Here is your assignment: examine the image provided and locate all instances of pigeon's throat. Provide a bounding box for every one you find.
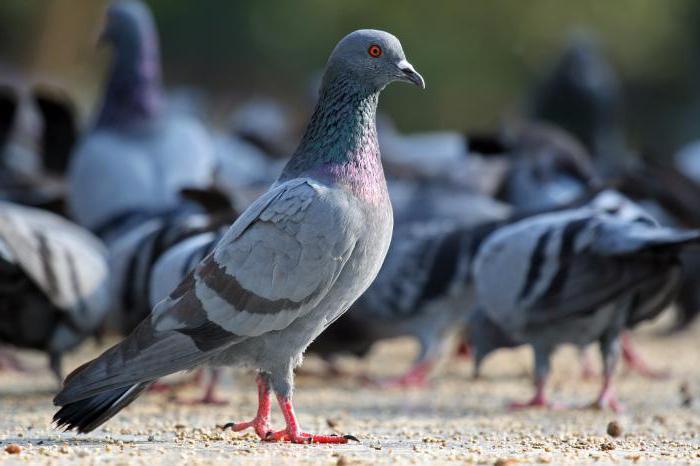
[282,79,386,200]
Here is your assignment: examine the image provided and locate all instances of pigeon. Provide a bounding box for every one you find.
[67,0,217,236]
[529,32,635,177]
[0,84,74,213]
[53,29,424,443]
[470,191,699,411]
[492,121,600,212]
[0,201,110,381]
[308,219,492,386]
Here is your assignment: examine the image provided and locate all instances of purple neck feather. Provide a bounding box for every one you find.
[95,20,163,129]
[280,76,387,203]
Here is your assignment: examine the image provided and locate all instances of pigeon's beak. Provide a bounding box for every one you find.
[397,60,425,89]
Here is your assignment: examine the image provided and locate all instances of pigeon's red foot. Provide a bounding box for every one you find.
[219,374,271,437]
[621,333,669,380]
[264,429,356,444]
[508,397,564,411]
[375,360,433,388]
[587,378,624,413]
[272,394,358,444]
[220,416,271,439]
[588,393,623,413]
[508,381,564,410]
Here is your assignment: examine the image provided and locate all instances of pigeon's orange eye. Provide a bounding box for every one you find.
[368,44,382,58]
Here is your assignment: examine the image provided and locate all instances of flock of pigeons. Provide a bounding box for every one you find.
[1,0,699,444]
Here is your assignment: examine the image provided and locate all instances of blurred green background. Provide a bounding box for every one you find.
[1,0,699,155]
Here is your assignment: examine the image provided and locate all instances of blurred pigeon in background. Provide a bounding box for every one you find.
[67,0,217,238]
[0,202,110,382]
[471,191,700,411]
[530,32,636,178]
[0,84,77,214]
[492,121,601,212]
[53,29,424,443]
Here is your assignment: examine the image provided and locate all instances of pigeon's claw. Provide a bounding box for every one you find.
[219,416,270,439]
[218,373,271,438]
[271,393,358,444]
[264,429,351,444]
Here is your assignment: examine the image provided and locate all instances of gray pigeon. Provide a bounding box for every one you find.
[67,0,217,237]
[471,191,699,411]
[493,121,600,213]
[53,29,424,443]
[0,201,110,381]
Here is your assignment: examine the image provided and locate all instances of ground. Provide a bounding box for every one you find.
[0,318,698,465]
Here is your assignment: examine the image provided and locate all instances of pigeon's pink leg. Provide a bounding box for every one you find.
[589,372,623,413]
[264,394,357,444]
[509,376,563,410]
[175,369,228,405]
[374,360,433,388]
[621,333,669,379]
[219,374,271,438]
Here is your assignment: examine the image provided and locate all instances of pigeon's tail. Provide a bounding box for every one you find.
[53,380,151,433]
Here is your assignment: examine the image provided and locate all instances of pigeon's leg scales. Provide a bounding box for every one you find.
[175,369,228,405]
[264,394,356,444]
[220,374,271,438]
[621,333,669,379]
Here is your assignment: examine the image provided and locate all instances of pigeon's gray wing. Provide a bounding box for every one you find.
[476,210,698,331]
[159,177,362,338]
[0,201,110,331]
[56,178,362,402]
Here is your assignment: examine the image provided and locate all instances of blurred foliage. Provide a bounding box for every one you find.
[1,0,700,153]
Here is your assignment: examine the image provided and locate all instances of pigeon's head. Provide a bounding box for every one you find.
[100,0,156,55]
[324,29,425,92]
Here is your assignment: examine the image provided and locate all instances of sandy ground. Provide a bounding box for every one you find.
[0,318,698,465]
